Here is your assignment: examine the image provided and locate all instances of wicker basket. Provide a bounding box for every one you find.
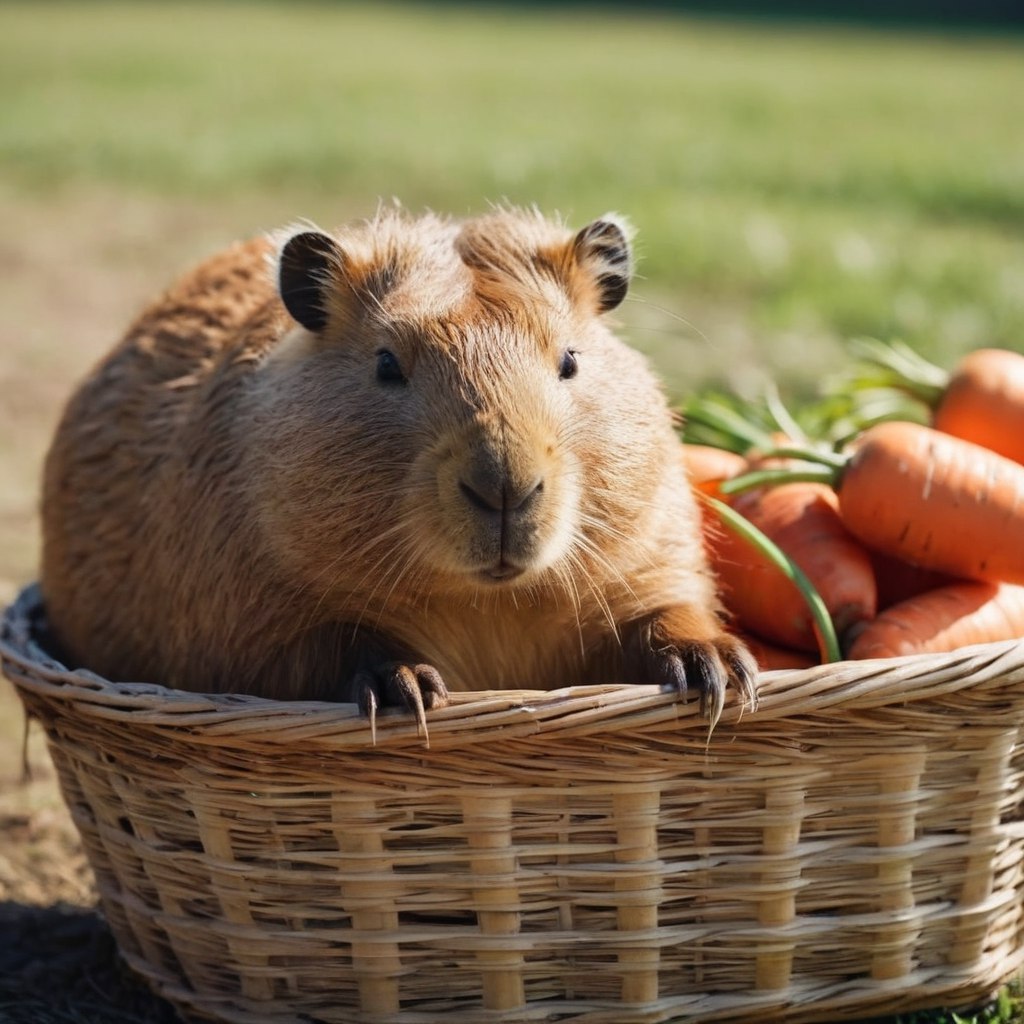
[4,583,1024,1024]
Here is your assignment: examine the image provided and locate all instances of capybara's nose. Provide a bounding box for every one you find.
[458,473,544,516]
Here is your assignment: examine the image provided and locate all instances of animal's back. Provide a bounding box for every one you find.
[41,238,281,686]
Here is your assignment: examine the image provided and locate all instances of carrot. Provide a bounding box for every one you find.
[839,422,1024,583]
[869,549,959,611]
[850,340,1024,464]
[933,348,1024,463]
[705,483,874,654]
[681,444,747,494]
[735,632,817,671]
[709,510,813,649]
[702,495,841,663]
[724,421,1024,586]
[848,581,1024,660]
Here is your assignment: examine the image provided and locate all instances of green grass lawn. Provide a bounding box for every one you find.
[1,3,1023,1022]
[3,0,1023,394]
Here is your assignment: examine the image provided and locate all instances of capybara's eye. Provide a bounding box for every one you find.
[376,349,406,385]
[559,349,579,380]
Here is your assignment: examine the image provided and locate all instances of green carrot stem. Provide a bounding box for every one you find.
[683,401,773,452]
[704,496,842,664]
[754,445,847,470]
[848,338,947,406]
[763,381,808,446]
[719,466,837,496]
[829,404,923,450]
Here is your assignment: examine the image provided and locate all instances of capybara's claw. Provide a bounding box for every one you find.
[353,661,449,743]
[625,613,758,727]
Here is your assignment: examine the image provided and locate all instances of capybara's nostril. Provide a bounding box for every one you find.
[459,478,502,514]
[507,477,544,512]
[460,475,544,515]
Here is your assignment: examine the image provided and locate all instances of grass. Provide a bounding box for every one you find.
[1,2,1023,1022]
[2,0,1024,389]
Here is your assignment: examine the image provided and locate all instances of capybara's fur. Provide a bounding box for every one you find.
[41,207,756,725]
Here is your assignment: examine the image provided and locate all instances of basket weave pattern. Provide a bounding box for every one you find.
[4,583,1024,1024]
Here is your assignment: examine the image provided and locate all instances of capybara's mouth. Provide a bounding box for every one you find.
[475,560,527,584]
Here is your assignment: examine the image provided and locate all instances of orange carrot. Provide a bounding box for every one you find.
[707,482,876,653]
[869,549,959,611]
[848,581,1024,659]
[850,340,1024,464]
[702,494,841,663]
[932,348,1024,464]
[682,444,747,494]
[725,421,1024,586]
[735,632,817,671]
[838,422,1024,584]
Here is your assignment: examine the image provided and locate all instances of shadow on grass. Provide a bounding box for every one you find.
[0,901,182,1024]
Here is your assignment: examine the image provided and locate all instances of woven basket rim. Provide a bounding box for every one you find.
[5,582,1024,752]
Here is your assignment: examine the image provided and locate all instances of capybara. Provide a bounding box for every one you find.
[41,207,757,731]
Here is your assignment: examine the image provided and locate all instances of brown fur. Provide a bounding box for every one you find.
[40,207,756,726]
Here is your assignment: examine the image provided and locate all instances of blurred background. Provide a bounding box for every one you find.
[0,4,1022,1020]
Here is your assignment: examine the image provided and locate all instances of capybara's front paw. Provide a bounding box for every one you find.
[350,661,449,740]
[624,610,758,725]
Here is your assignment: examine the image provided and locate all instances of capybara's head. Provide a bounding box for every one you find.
[250,208,674,607]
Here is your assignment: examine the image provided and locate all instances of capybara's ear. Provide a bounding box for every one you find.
[277,230,344,333]
[571,216,634,314]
